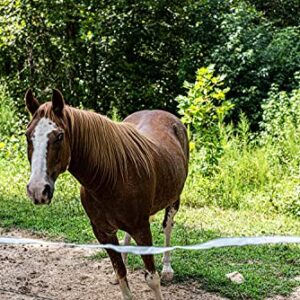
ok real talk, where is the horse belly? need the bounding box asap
[150,150,187,214]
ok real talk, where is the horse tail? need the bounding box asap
[173,122,189,167]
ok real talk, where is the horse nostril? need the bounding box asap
[42,184,51,198]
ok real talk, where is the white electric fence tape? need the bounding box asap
[1,236,300,255]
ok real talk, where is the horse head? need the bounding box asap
[25,89,71,204]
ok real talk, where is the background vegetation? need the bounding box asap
[0,0,299,127]
[1,0,300,299]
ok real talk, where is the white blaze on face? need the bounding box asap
[30,117,57,182]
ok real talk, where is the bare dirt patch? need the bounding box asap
[0,228,226,300]
[266,288,300,300]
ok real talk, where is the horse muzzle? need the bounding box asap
[26,180,54,205]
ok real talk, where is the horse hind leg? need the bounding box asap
[122,232,132,264]
[161,199,180,281]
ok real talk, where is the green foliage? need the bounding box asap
[0,84,19,138]
[176,65,233,173]
[0,0,190,115]
[177,65,232,135]
[253,74,300,216]
[177,67,298,213]
[183,118,300,218]
[182,118,265,209]
[260,72,300,142]
[177,0,232,83]
[0,0,298,129]
[0,84,27,161]
[178,72,300,216]
[248,0,300,27]
[209,2,300,127]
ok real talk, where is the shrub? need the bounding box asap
[0,84,27,160]
[0,0,190,115]
[182,75,300,216]
[0,84,19,138]
[176,65,233,174]
[248,0,300,27]
[209,3,300,127]
[260,72,300,142]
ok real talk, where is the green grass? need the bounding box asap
[182,132,300,217]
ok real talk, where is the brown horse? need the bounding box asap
[25,89,189,300]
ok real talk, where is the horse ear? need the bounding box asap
[25,88,40,115]
[52,89,65,115]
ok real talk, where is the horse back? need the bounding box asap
[124,110,188,160]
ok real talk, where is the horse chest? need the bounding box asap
[81,183,153,231]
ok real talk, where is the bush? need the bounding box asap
[248,0,300,27]
[260,72,300,142]
[209,3,300,128]
[0,84,27,161]
[176,65,233,174]
[0,84,19,138]
[182,75,300,216]
[0,0,190,115]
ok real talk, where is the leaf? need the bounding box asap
[189,141,196,152]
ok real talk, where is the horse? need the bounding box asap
[25,88,189,300]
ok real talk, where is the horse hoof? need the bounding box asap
[109,273,119,285]
[161,263,174,282]
[161,269,174,281]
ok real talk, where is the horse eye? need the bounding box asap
[55,133,64,143]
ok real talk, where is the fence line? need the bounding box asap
[1,236,300,255]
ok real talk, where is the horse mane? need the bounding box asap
[41,103,156,186]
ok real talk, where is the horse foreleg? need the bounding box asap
[161,199,179,281]
[111,231,131,284]
[92,225,133,300]
[107,247,132,300]
[131,224,163,300]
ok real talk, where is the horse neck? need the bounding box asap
[66,107,115,190]
[65,107,155,191]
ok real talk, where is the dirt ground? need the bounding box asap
[0,228,226,300]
